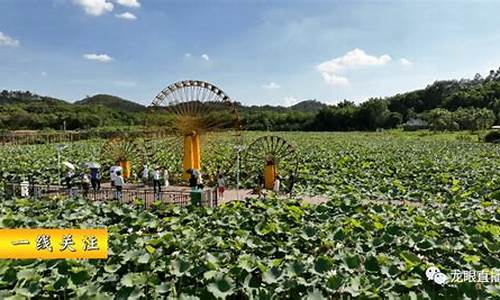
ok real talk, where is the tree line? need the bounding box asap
[1,67,500,131]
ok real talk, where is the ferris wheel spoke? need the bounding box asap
[275,139,289,157]
[177,87,187,105]
[173,93,189,117]
[195,86,202,102]
[264,138,275,156]
[168,98,182,117]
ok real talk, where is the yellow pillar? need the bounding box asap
[182,133,201,181]
[192,133,201,170]
[264,164,277,189]
[120,160,131,179]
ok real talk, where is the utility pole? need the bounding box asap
[56,144,67,185]
[234,145,244,200]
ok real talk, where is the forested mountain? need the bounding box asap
[0,91,141,130]
[1,67,500,131]
[312,68,500,131]
[290,100,327,113]
[75,94,146,113]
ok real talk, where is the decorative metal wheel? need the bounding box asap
[243,135,298,183]
[143,80,242,183]
[100,136,142,163]
[245,135,296,166]
[147,80,240,135]
[100,136,143,179]
[139,135,184,182]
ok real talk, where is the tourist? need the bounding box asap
[141,164,149,187]
[153,166,161,197]
[163,168,169,187]
[65,169,75,195]
[114,170,124,201]
[81,172,91,197]
[110,164,116,188]
[288,171,296,196]
[217,174,226,200]
[90,168,101,191]
[195,169,203,189]
[110,162,122,188]
[215,166,220,184]
[187,169,197,189]
[256,174,264,198]
[273,175,281,194]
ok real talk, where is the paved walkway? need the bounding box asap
[9,181,436,208]
[219,188,329,204]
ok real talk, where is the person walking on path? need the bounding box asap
[141,164,149,187]
[217,174,226,200]
[256,174,264,198]
[288,171,296,197]
[65,169,75,196]
[153,166,162,199]
[90,168,101,191]
[81,172,91,197]
[273,175,281,194]
[110,163,121,189]
[187,168,202,189]
[113,170,124,201]
[163,168,169,187]
[187,169,197,189]
[195,169,203,189]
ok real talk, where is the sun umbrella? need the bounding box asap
[86,162,101,169]
[62,161,75,170]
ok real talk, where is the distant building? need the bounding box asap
[402,118,428,131]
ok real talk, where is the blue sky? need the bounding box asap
[1,0,500,106]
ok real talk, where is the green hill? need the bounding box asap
[290,100,327,113]
[75,94,146,113]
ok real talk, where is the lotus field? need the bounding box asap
[0,131,499,299]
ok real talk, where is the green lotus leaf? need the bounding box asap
[313,256,333,274]
[343,254,361,269]
[103,264,121,273]
[262,266,282,284]
[207,275,235,299]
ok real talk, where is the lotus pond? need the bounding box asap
[0,131,498,299]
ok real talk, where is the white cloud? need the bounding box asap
[115,0,141,8]
[0,31,20,47]
[262,82,281,89]
[201,54,210,61]
[73,0,113,16]
[115,12,137,20]
[320,73,350,87]
[184,53,192,58]
[317,48,391,86]
[399,58,413,67]
[83,53,113,62]
[283,96,299,107]
[41,72,48,77]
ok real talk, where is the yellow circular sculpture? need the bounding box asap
[148,80,239,181]
[100,136,142,179]
[245,135,298,189]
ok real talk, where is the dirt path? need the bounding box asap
[220,188,435,208]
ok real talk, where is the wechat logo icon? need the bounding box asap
[426,266,448,285]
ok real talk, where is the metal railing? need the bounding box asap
[0,129,177,146]
[2,182,218,208]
